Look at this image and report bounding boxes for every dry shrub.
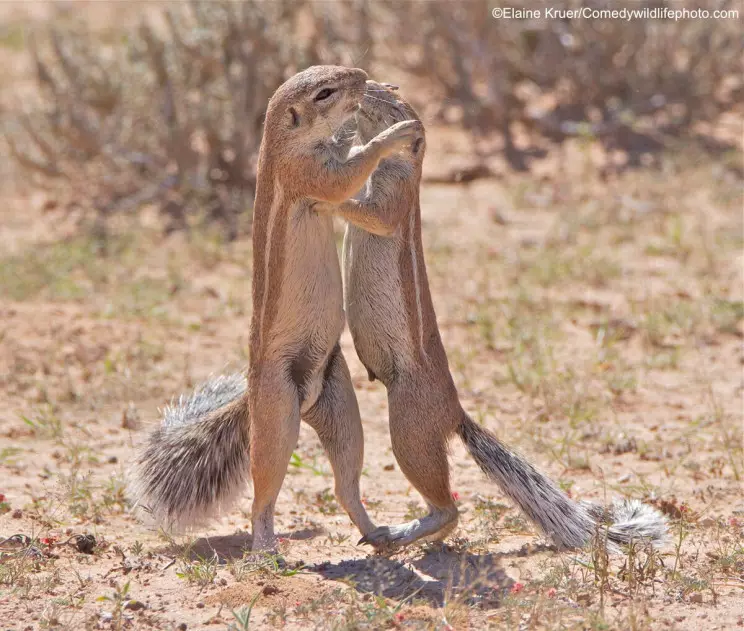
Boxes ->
[374,0,742,169]
[3,0,362,239]
[3,0,741,235]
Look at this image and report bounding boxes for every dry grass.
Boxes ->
[1,132,742,629]
[0,3,743,630]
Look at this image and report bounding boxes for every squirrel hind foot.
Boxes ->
[359,506,458,552]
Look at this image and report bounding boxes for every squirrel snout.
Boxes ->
[348,68,368,85]
[366,80,399,92]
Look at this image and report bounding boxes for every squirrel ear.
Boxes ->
[288,107,300,128]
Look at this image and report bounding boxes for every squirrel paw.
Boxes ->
[359,524,413,554]
[359,509,457,552]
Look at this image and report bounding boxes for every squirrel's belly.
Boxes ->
[269,216,345,350]
[345,235,418,378]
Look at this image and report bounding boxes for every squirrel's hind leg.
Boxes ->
[249,366,301,552]
[303,345,376,538]
[360,391,459,552]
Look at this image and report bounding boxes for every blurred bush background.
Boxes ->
[0,4,742,627]
[2,0,741,239]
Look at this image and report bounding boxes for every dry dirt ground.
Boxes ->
[1,4,743,631]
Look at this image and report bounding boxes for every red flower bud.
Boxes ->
[511,582,524,594]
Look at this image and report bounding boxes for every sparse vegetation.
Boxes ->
[1,1,356,240]
[1,1,742,629]
[3,0,741,237]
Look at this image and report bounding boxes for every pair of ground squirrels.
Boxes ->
[129,66,667,554]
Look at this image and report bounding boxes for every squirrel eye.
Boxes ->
[315,88,336,102]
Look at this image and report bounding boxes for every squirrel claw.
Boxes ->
[357,526,402,551]
[358,532,398,557]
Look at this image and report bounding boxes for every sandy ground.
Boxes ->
[1,3,743,630]
[1,142,742,628]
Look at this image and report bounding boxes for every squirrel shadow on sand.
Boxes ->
[308,543,549,608]
[163,527,325,562]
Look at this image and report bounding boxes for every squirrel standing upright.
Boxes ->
[130,75,667,554]
[129,66,423,552]
[314,81,667,551]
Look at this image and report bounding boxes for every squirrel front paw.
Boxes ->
[374,119,424,158]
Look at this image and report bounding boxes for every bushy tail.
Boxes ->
[457,415,667,551]
[128,373,249,530]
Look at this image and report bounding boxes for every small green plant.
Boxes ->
[0,446,23,466]
[176,553,219,587]
[20,406,64,441]
[315,488,339,515]
[355,586,424,629]
[0,22,25,51]
[671,507,691,578]
[39,602,65,629]
[229,552,303,582]
[289,451,328,477]
[129,541,144,556]
[473,496,509,543]
[710,299,744,336]
[403,501,426,521]
[502,514,529,535]
[97,581,131,631]
[101,474,128,512]
[56,466,97,521]
[229,592,261,631]
[0,495,10,516]
[325,532,350,545]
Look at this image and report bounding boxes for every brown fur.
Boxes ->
[319,81,663,548]
[315,84,461,545]
[316,83,667,551]
[133,75,666,554]
[244,67,423,551]
[129,68,424,550]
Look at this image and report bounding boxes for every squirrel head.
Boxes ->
[264,65,368,152]
[356,80,426,159]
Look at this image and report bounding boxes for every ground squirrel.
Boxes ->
[314,81,667,551]
[129,75,666,554]
[129,66,423,552]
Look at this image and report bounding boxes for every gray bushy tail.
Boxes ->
[457,414,667,552]
[128,373,250,530]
